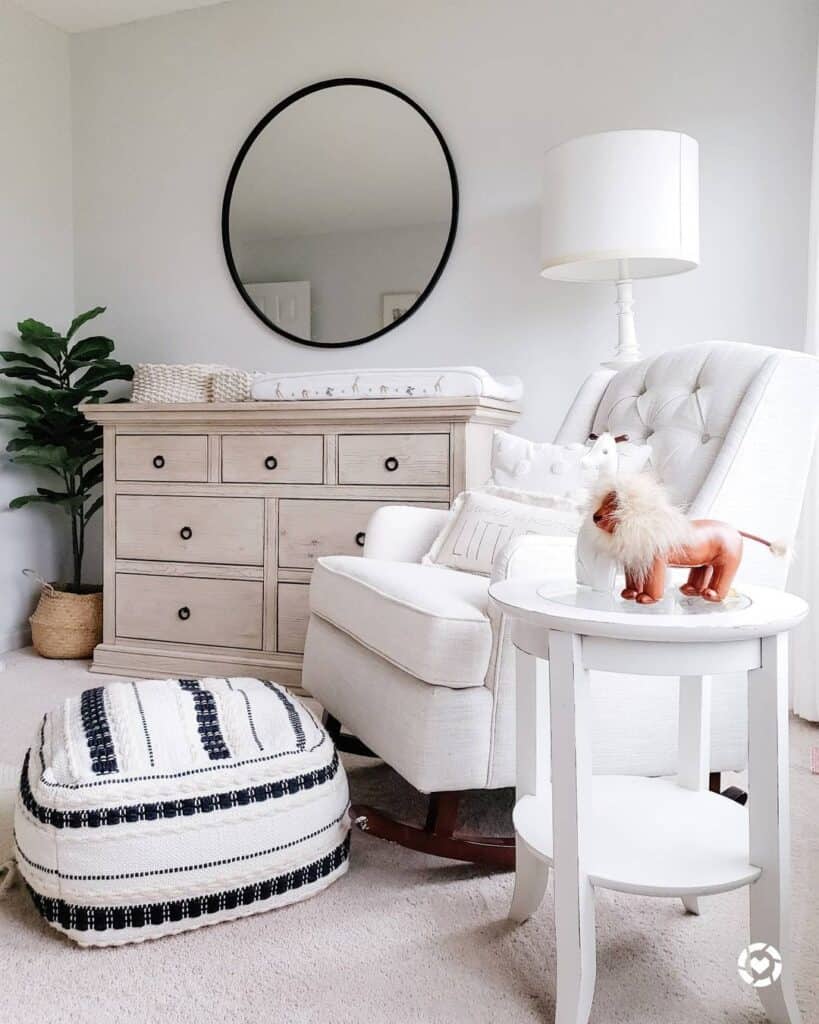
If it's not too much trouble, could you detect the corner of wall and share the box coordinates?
[0,3,74,650]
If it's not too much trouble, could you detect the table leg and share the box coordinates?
[677,674,713,915]
[748,633,802,1024]
[509,645,551,923]
[548,629,596,1024]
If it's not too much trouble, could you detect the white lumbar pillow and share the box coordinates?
[491,430,651,500]
[423,489,581,576]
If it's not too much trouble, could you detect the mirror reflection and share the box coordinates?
[224,80,458,347]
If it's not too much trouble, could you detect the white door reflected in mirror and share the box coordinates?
[244,281,311,340]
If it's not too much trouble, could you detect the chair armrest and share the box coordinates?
[491,534,577,583]
[363,505,450,563]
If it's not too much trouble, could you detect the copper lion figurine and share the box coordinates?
[589,474,786,604]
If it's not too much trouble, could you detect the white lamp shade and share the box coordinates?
[540,130,699,283]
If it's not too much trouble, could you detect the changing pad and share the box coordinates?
[251,367,522,402]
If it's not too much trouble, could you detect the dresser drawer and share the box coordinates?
[116,435,209,482]
[116,496,264,565]
[277,583,310,654]
[278,499,448,568]
[115,574,263,649]
[337,433,449,486]
[221,434,324,483]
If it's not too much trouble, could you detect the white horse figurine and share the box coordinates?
[579,431,629,478]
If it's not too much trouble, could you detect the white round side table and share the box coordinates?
[488,581,807,1024]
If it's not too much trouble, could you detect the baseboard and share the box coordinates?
[0,625,31,654]
[90,643,306,694]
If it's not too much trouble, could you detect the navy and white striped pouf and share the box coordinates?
[14,678,350,946]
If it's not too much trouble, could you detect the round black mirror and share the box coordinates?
[222,78,459,348]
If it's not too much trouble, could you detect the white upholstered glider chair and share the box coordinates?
[302,342,819,866]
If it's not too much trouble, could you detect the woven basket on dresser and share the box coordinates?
[210,368,256,402]
[131,363,256,403]
[131,363,226,403]
[14,677,350,946]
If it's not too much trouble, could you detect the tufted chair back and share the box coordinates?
[555,341,819,587]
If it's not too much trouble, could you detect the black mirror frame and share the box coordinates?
[221,77,460,349]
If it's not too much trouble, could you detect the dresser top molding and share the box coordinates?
[81,396,520,428]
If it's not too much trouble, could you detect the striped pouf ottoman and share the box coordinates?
[14,678,350,946]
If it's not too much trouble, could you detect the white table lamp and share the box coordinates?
[541,129,699,368]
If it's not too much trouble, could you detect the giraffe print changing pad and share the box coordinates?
[251,367,523,402]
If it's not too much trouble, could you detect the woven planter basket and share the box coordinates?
[29,584,103,660]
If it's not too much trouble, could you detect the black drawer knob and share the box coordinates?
[152,455,165,469]
[355,531,366,548]
[180,526,192,540]
[264,455,278,470]
[384,456,399,472]
[178,606,191,621]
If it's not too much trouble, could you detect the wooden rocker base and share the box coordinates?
[352,796,515,869]
[710,772,748,805]
[325,713,515,869]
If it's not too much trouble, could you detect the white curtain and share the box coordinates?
[790,43,819,721]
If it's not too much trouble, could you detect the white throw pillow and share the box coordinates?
[423,489,581,576]
[490,430,651,499]
[482,484,584,513]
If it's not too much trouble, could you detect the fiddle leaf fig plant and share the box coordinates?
[0,307,133,592]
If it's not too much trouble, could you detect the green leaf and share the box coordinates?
[9,444,71,469]
[34,489,86,510]
[84,496,104,522]
[72,361,133,394]
[0,395,46,410]
[62,455,91,475]
[0,366,60,387]
[77,390,108,405]
[17,321,65,364]
[0,395,49,414]
[0,351,58,377]
[66,335,114,365]
[0,411,40,424]
[35,487,70,500]
[9,494,62,510]
[6,437,34,452]
[81,460,103,489]
[2,380,61,399]
[17,318,59,340]
[66,307,106,339]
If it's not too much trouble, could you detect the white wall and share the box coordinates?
[0,1,73,650]
[71,0,818,419]
[64,0,817,583]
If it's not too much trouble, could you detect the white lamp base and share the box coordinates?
[602,278,641,370]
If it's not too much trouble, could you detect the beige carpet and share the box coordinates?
[1,647,818,1024]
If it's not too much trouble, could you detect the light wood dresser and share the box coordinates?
[83,397,519,690]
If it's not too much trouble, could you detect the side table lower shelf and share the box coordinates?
[513,776,761,897]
